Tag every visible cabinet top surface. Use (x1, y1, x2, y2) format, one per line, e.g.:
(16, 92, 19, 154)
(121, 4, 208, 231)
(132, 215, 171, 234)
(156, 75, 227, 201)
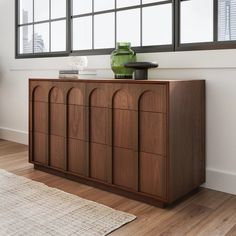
(29, 78, 205, 84)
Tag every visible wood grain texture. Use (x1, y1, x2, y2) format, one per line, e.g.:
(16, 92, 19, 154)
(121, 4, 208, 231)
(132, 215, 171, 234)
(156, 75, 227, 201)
(139, 112, 166, 156)
(49, 135, 65, 170)
(68, 139, 86, 176)
(139, 86, 167, 113)
(90, 107, 109, 145)
(90, 142, 110, 182)
(113, 147, 137, 190)
(50, 103, 66, 137)
(113, 109, 137, 150)
(68, 87, 84, 105)
(113, 88, 136, 110)
(139, 152, 166, 199)
(0, 140, 235, 236)
(33, 102, 48, 133)
(169, 81, 205, 203)
(50, 87, 64, 104)
(33, 132, 47, 165)
(31, 85, 47, 102)
(89, 86, 110, 108)
(68, 105, 85, 140)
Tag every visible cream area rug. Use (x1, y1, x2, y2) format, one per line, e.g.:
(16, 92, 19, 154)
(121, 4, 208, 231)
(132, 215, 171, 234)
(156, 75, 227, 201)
(0, 169, 136, 236)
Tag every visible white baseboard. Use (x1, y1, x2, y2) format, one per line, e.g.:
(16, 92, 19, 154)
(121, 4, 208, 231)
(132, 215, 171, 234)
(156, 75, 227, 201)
(0, 127, 28, 145)
(205, 168, 236, 195)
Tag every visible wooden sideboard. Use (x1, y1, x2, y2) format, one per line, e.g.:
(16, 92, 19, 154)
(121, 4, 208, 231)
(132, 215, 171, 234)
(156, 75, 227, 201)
(29, 78, 205, 207)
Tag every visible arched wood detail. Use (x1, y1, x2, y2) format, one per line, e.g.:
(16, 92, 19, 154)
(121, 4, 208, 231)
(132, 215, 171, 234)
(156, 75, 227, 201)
(32, 86, 46, 102)
(67, 87, 84, 105)
(49, 87, 64, 103)
(139, 90, 165, 113)
(89, 88, 108, 107)
(112, 89, 134, 110)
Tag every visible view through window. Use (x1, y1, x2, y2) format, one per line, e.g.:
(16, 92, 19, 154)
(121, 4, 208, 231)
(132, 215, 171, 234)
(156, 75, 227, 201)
(16, 0, 236, 58)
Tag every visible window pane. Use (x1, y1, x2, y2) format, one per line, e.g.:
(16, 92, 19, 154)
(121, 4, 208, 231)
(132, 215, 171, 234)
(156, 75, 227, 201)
(73, 17, 92, 50)
(94, 13, 115, 49)
(73, 0, 92, 15)
(51, 0, 66, 19)
(19, 25, 33, 54)
(34, 0, 49, 22)
(94, 0, 115, 12)
(218, 0, 236, 41)
(34, 23, 49, 53)
(117, 9, 140, 46)
(51, 20, 66, 52)
(142, 0, 165, 4)
(181, 0, 213, 43)
(19, 0, 33, 24)
(143, 4, 172, 46)
(117, 0, 140, 8)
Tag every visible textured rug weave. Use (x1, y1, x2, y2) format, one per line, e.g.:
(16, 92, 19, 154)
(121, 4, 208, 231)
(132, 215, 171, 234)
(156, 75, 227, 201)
(0, 169, 136, 236)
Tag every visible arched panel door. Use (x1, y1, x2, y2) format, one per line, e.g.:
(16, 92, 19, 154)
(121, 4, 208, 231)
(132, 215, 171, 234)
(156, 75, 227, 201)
(31, 86, 48, 165)
(112, 89, 138, 191)
(67, 87, 86, 176)
(89, 88, 111, 183)
(49, 87, 65, 170)
(139, 90, 167, 199)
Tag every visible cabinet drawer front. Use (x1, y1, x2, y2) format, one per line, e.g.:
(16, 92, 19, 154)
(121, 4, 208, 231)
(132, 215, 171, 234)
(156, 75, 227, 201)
(50, 87, 64, 104)
(139, 85, 167, 113)
(50, 103, 66, 137)
(90, 143, 111, 183)
(67, 86, 85, 106)
(113, 109, 137, 150)
(68, 105, 85, 140)
(68, 139, 86, 176)
(30, 82, 50, 102)
(140, 112, 167, 156)
(139, 152, 167, 199)
(88, 83, 111, 108)
(112, 85, 137, 110)
(33, 132, 47, 165)
(113, 147, 138, 190)
(33, 102, 48, 134)
(50, 135, 65, 170)
(90, 107, 109, 145)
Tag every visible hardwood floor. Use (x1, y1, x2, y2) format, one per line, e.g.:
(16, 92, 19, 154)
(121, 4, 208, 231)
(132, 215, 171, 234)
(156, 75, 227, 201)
(0, 139, 235, 236)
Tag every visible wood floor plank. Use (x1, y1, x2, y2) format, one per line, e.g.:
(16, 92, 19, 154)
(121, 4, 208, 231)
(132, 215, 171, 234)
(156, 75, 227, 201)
(226, 224, 236, 236)
(0, 140, 236, 236)
(186, 197, 236, 236)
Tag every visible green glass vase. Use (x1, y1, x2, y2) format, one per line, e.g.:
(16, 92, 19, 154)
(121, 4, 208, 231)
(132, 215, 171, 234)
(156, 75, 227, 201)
(111, 42, 136, 79)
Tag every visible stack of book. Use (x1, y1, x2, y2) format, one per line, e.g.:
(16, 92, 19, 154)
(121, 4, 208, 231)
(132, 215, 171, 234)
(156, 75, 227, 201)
(59, 70, 79, 79)
(59, 70, 97, 79)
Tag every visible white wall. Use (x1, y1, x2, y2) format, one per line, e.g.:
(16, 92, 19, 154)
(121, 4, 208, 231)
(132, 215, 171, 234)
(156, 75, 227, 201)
(0, 0, 236, 195)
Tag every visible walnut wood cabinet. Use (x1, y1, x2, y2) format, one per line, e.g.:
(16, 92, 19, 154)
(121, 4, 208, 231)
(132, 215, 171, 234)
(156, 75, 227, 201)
(29, 79, 205, 207)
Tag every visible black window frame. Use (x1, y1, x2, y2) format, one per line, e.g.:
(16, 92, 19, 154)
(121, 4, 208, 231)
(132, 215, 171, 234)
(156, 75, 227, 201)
(15, 0, 71, 58)
(70, 0, 174, 56)
(176, 0, 236, 51)
(15, 0, 236, 59)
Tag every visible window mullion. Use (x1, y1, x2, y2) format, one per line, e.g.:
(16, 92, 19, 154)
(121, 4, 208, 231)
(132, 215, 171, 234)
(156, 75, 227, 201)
(92, 0, 94, 50)
(49, 0, 51, 52)
(115, 0, 117, 47)
(67, 0, 72, 53)
(174, 0, 180, 51)
(140, 0, 143, 47)
(214, 0, 218, 42)
(33, 0, 35, 53)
